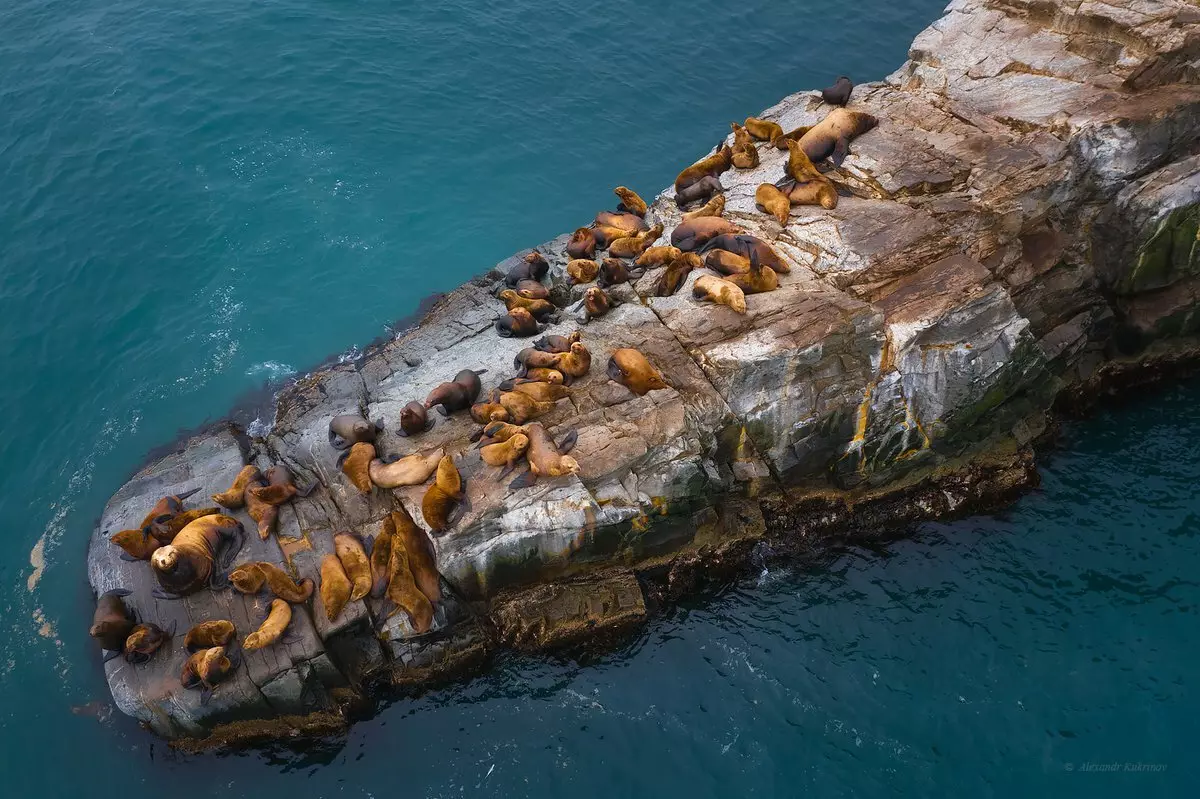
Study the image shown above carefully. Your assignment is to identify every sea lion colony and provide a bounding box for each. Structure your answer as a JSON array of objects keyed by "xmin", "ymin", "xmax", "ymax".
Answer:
[{"xmin": 90, "ymin": 79, "xmax": 872, "ymax": 697}]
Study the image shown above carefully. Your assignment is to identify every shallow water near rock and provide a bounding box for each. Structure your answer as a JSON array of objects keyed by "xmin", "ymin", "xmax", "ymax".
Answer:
[{"xmin": 2, "ymin": 0, "xmax": 1196, "ymax": 794}]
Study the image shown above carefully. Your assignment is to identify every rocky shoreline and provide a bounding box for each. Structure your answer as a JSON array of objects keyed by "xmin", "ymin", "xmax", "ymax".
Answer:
[{"xmin": 87, "ymin": 0, "xmax": 1200, "ymax": 749}]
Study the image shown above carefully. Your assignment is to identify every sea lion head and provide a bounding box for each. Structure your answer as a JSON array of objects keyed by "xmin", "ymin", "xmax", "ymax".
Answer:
[
  {"xmin": 497, "ymin": 289, "xmax": 520, "ymax": 305},
  {"xmin": 228, "ymin": 563, "xmax": 262, "ymax": 594},
  {"xmin": 559, "ymin": 455, "xmax": 581, "ymax": 476},
  {"xmin": 151, "ymin": 545, "xmax": 181, "ymax": 574}
]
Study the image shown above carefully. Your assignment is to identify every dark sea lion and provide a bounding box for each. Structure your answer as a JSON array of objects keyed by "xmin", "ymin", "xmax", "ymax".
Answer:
[
  {"xmin": 399, "ymin": 400, "xmax": 434, "ymax": 436},
  {"xmin": 506, "ymin": 251, "xmax": 550, "ymax": 286},
  {"xmin": 425, "ymin": 382, "xmax": 471, "ymax": 416},
  {"xmin": 421, "ymin": 455, "xmax": 464, "ymax": 534},
  {"xmin": 90, "ymin": 589, "xmax": 134, "ymax": 661},
  {"xmin": 755, "ymin": 183, "xmax": 792, "ymax": 224},
  {"xmin": 212, "ymin": 465, "xmax": 261, "ymax": 509},
  {"xmin": 453, "ymin": 368, "xmax": 486, "ymax": 403},
  {"xmin": 495, "ymin": 307, "xmax": 543, "ymax": 338},
  {"xmin": 730, "ymin": 121, "xmax": 760, "ymax": 169},
  {"xmin": 123, "ymin": 622, "xmax": 174, "ymax": 665},
  {"xmin": 782, "ymin": 139, "xmax": 838, "ymax": 209},
  {"xmin": 567, "ymin": 227, "xmax": 597, "ymax": 260},
  {"xmin": 653, "ymin": 257, "xmax": 696, "ymax": 297},
  {"xmin": 706, "ymin": 249, "xmax": 751, "ymax": 275},
  {"xmin": 498, "ymin": 289, "xmax": 556, "ymax": 321},
  {"xmin": 594, "ymin": 210, "xmax": 648, "ymax": 234},
  {"xmin": 383, "ymin": 509, "xmax": 435, "ymax": 634},
  {"xmin": 334, "ymin": 532, "xmax": 372, "ymax": 602},
  {"xmin": 509, "ymin": 423, "xmax": 580, "ymax": 489},
  {"xmin": 607, "ymin": 348, "xmax": 671, "ymax": 395},
  {"xmin": 671, "ymin": 216, "xmax": 742, "ymax": 252},
  {"xmin": 370, "ymin": 514, "xmax": 396, "ymax": 599},
  {"xmin": 184, "ymin": 620, "xmax": 236, "ymax": 653},
  {"xmin": 693, "ymin": 274, "xmax": 747, "ymax": 314},
  {"xmin": 682, "ymin": 193, "xmax": 726, "ymax": 220},
  {"xmin": 514, "ymin": 279, "xmax": 550, "ymax": 300},
  {"xmin": 725, "ymin": 250, "xmax": 779, "ymax": 295},
  {"xmin": 553, "ymin": 341, "xmax": 592, "ymax": 379},
  {"xmin": 514, "ymin": 347, "xmax": 561, "ymax": 374},
  {"xmin": 328, "ymin": 414, "xmax": 383, "ymax": 451},
  {"xmin": 242, "ymin": 599, "xmax": 291, "ymax": 651},
  {"xmin": 820, "ymin": 76, "xmax": 854, "ymax": 106},
  {"xmin": 229, "ymin": 561, "xmax": 315, "ymax": 603},
  {"xmin": 151, "ymin": 514, "xmax": 244, "ymax": 598},
  {"xmin": 337, "ymin": 441, "xmax": 376, "ymax": 493},
  {"xmin": 744, "ymin": 117, "xmax": 785, "ymax": 145},
  {"xmin": 674, "ymin": 143, "xmax": 732, "ymax": 192},
  {"xmin": 136, "ymin": 488, "xmax": 203, "ymax": 541},
  {"xmin": 699, "ymin": 234, "xmax": 791, "ymax": 274},
  {"xmin": 534, "ymin": 331, "xmax": 581, "ymax": 353},
  {"xmin": 181, "ymin": 645, "xmax": 238, "ymax": 705},
  {"xmin": 392, "ymin": 503, "xmax": 442, "ymax": 605},
  {"xmin": 674, "ymin": 176, "xmax": 724, "ymax": 208},
  {"xmin": 583, "ymin": 287, "xmax": 610, "ymax": 322},
  {"xmin": 614, "ymin": 186, "xmax": 648, "ymax": 216},
  {"xmin": 635, "ymin": 245, "xmax": 682, "ymax": 268},
  {"xmin": 319, "ymin": 554, "xmax": 352, "ymax": 622},
  {"xmin": 598, "ymin": 257, "xmax": 644, "ymax": 288},
  {"xmin": 368, "ymin": 447, "xmax": 444, "ymax": 488},
  {"xmin": 797, "ymin": 107, "xmax": 878, "ymax": 165},
  {"xmin": 566, "ymin": 258, "xmax": 600, "ymax": 284}
]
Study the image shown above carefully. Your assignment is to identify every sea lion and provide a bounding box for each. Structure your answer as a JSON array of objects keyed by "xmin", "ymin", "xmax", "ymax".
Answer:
[
  {"xmin": 470, "ymin": 392, "xmax": 511, "ymax": 424},
  {"xmin": 730, "ymin": 121, "xmax": 760, "ymax": 169},
  {"xmin": 693, "ymin": 274, "xmax": 748, "ymax": 314},
  {"xmin": 534, "ymin": 331, "xmax": 581, "ymax": 353},
  {"xmin": 773, "ymin": 125, "xmax": 813, "ymax": 151},
  {"xmin": 514, "ymin": 279, "xmax": 550, "ymax": 300},
  {"xmin": 399, "ymin": 401, "xmax": 434, "ymax": 436},
  {"xmin": 90, "ymin": 589, "xmax": 134, "ymax": 661},
  {"xmin": 594, "ymin": 210, "xmax": 648, "ymax": 234},
  {"xmin": 553, "ymin": 341, "xmax": 592, "ymax": 379},
  {"xmin": 755, "ymin": 183, "xmax": 791, "ymax": 225},
  {"xmin": 583, "ymin": 287, "xmax": 610, "ymax": 322},
  {"xmin": 514, "ymin": 347, "xmax": 561, "ymax": 374},
  {"xmin": 598, "ymin": 257, "xmax": 644, "ymax": 288},
  {"xmin": 421, "ymin": 455, "xmax": 463, "ymax": 533},
  {"xmin": 566, "ymin": 258, "xmax": 600, "ymax": 284},
  {"xmin": 592, "ymin": 224, "xmax": 635, "ymax": 249},
  {"xmin": 653, "ymin": 257, "xmax": 695, "ymax": 296},
  {"xmin": 368, "ymin": 446, "xmax": 445, "ymax": 488},
  {"xmin": 480, "ymin": 433, "xmax": 529, "ymax": 472},
  {"xmin": 797, "ymin": 107, "xmax": 878, "ymax": 166},
  {"xmin": 498, "ymin": 391, "xmax": 555, "ymax": 424},
  {"xmin": 425, "ymin": 383, "xmax": 471, "ymax": 416},
  {"xmin": 498, "ymin": 289, "xmax": 556, "ymax": 321},
  {"xmin": 383, "ymin": 509, "xmax": 435, "ymax": 633},
  {"xmin": 526, "ymin": 367, "xmax": 565, "ymax": 384},
  {"xmin": 607, "ymin": 224, "xmax": 663, "ymax": 259},
  {"xmin": 184, "ymin": 620, "xmax": 236, "ymax": 653},
  {"xmin": 153, "ymin": 507, "xmax": 223, "ymax": 544},
  {"xmin": 136, "ymin": 488, "xmax": 204, "ymax": 542},
  {"xmin": 109, "ymin": 528, "xmax": 161, "ymax": 561},
  {"xmin": 181, "ymin": 645, "xmax": 238, "ymax": 705},
  {"xmin": 820, "ymin": 76, "xmax": 854, "ymax": 106},
  {"xmin": 725, "ymin": 251, "xmax": 779, "ymax": 295},
  {"xmin": 567, "ymin": 227, "xmax": 596, "ymax": 260},
  {"xmin": 782, "ymin": 139, "xmax": 838, "ymax": 209},
  {"xmin": 607, "ymin": 348, "xmax": 670, "ymax": 395},
  {"xmin": 671, "ymin": 216, "xmax": 741, "ymax": 252},
  {"xmin": 705, "ymin": 249, "xmax": 751, "ymax": 275},
  {"xmin": 700, "ymin": 234, "xmax": 791, "ymax": 274},
  {"xmin": 242, "ymin": 599, "xmax": 291, "ymax": 651},
  {"xmin": 338, "ymin": 442, "xmax": 376, "ymax": 493},
  {"xmin": 636, "ymin": 246, "xmax": 683, "ymax": 268},
  {"xmin": 370, "ymin": 513, "xmax": 396, "ymax": 598},
  {"xmin": 495, "ymin": 307, "xmax": 542, "ymax": 338},
  {"xmin": 123, "ymin": 622, "xmax": 174, "ymax": 665},
  {"xmin": 243, "ymin": 473, "xmax": 277, "ymax": 541},
  {"xmin": 502, "ymin": 379, "xmax": 570, "ymax": 402},
  {"xmin": 212, "ymin": 465, "xmax": 261, "ymax": 509},
  {"xmin": 478, "ymin": 421, "xmax": 527, "ymax": 444},
  {"xmin": 229, "ymin": 561, "xmax": 315, "ymax": 603},
  {"xmin": 744, "ymin": 117, "xmax": 784, "ymax": 145},
  {"xmin": 247, "ymin": 465, "xmax": 315, "ymax": 508},
  {"xmin": 674, "ymin": 176, "xmax": 724, "ymax": 208},
  {"xmin": 391, "ymin": 503, "xmax": 441, "ymax": 605},
  {"xmin": 681, "ymin": 193, "xmax": 726, "ymax": 219},
  {"xmin": 334, "ymin": 532, "xmax": 372, "ymax": 601},
  {"xmin": 614, "ymin": 186, "xmax": 648, "ymax": 216},
  {"xmin": 151, "ymin": 514, "xmax": 244, "ymax": 598},
  {"xmin": 509, "ymin": 423, "xmax": 580, "ymax": 489},
  {"xmin": 319, "ymin": 554, "xmax": 352, "ymax": 622},
  {"xmin": 674, "ymin": 143, "xmax": 732, "ymax": 192},
  {"xmin": 506, "ymin": 251, "xmax": 550, "ymax": 286},
  {"xmin": 328, "ymin": 415, "xmax": 383, "ymax": 451}
]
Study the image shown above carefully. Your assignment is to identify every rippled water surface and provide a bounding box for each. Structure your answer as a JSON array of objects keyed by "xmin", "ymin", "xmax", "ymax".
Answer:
[{"xmin": 2, "ymin": 0, "xmax": 1195, "ymax": 795}]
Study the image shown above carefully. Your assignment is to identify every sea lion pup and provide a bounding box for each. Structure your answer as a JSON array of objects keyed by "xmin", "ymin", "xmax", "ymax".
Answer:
[
  {"xmin": 674, "ymin": 142, "xmax": 733, "ymax": 192},
  {"xmin": 368, "ymin": 446, "xmax": 445, "ymax": 489},
  {"xmin": 509, "ymin": 423, "xmax": 580, "ymax": 489},
  {"xmin": 755, "ymin": 183, "xmax": 791, "ymax": 225},
  {"xmin": 334, "ymin": 532, "xmax": 372, "ymax": 602},
  {"xmin": 498, "ymin": 289, "xmax": 556, "ymax": 321},
  {"xmin": 553, "ymin": 341, "xmax": 592, "ymax": 379},
  {"xmin": 476, "ymin": 420, "xmax": 527, "ymax": 446},
  {"xmin": 212, "ymin": 465, "xmax": 261, "ymax": 509},
  {"xmin": 534, "ymin": 331, "xmax": 581, "ymax": 353},
  {"xmin": 744, "ymin": 116, "xmax": 785, "ymax": 146},
  {"xmin": 597, "ymin": 257, "xmax": 644, "ymax": 288},
  {"xmin": 505, "ymin": 251, "xmax": 550, "ymax": 286},
  {"xmin": 181, "ymin": 645, "xmax": 238, "ymax": 705},
  {"xmin": 566, "ymin": 227, "xmax": 596, "ymax": 260},
  {"xmin": 594, "ymin": 210, "xmax": 648, "ymax": 234},
  {"xmin": 614, "ymin": 186, "xmax": 648, "ymax": 216},
  {"xmin": 382, "ymin": 508, "xmax": 435, "ymax": 633},
  {"xmin": 514, "ymin": 346, "xmax": 562, "ymax": 374},
  {"xmin": 243, "ymin": 599, "xmax": 291, "ymax": 651},
  {"xmin": 369, "ymin": 514, "xmax": 396, "ymax": 598},
  {"xmin": 480, "ymin": 432, "xmax": 530, "ymax": 474},
  {"xmin": 319, "ymin": 554, "xmax": 352, "ymax": 622},
  {"xmin": 782, "ymin": 139, "xmax": 838, "ymax": 209},
  {"xmin": 229, "ymin": 562, "xmax": 315, "ymax": 603},
  {"xmin": 705, "ymin": 249, "xmax": 751, "ymax": 275},
  {"xmin": 583, "ymin": 287, "xmax": 610, "ymax": 322},
  {"xmin": 90, "ymin": 589, "xmax": 134, "ymax": 662},
  {"xmin": 674, "ymin": 176, "xmax": 724, "ymax": 208},
  {"xmin": 338, "ymin": 441, "xmax": 376, "ymax": 493},
  {"xmin": 496, "ymin": 307, "xmax": 543, "ymax": 338},
  {"xmin": 700, "ymin": 233, "xmax": 791, "ymax": 274},
  {"xmin": 729, "ymin": 121, "xmax": 760, "ymax": 169},
  {"xmin": 820, "ymin": 76, "xmax": 854, "ymax": 106},
  {"xmin": 185, "ymin": 620, "xmax": 236, "ymax": 653},
  {"xmin": 636, "ymin": 245, "xmax": 682, "ymax": 268},
  {"xmin": 328, "ymin": 414, "xmax": 383, "ymax": 451},
  {"xmin": 514, "ymin": 279, "xmax": 550, "ymax": 300},
  {"xmin": 151, "ymin": 514, "xmax": 244, "ymax": 598},
  {"xmin": 797, "ymin": 107, "xmax": 878, "ymax": 166},
  {"xmin": 653, "ymin": 256, "xmax": 695, "ymax": 297},
  {"xmin": 725, "ymin": 251, "xmax": 779, "ymax": 295},
  {"xmin": 470, "ymin": 391, "xmax": 511, "ymax": 424},
  {"xmin": 109, "ymin": 528, "xmax": 161, "ymax": 561},
  {"xmin": 566, "ymin": 258, "xmax": 600, "ymax": 284},
  {"xmin": 693, "ymin": 274, "xmax": 748, "ymax": 314},
  {"xmin": 398, "ymin": 401, "xmax": 433, "ymax": 437},
  {"xmin": 422, "ymin": 454, "xmax": 464, "ymax": 534},
  {"xmin": 670, "ymin": 216, "xmax": 741, "ymax": 252},
  {"xmin": 608, "ymin": 223, "xmax": 664, "ymax": 259},
  {"xmin": 682, "ymin": 193, "xmax": 726, "ymax": 220},
  {"xmin": 607, "ymin": 348, "xmax": 671, "ymax": 395},
  {"xmin": 124, "ymin": 622, "xmax": 174, "ymax": 665},
  {"xmin": 392, "ymin": 502, "xmax": 442, "ymax": 605},
  {"xmin": 500, "ymin": 379, "xmax": 570, "ymax": 402},
  {"xmin": 528, "ymin": 367, "xmax": 566, "ymax": 384}
]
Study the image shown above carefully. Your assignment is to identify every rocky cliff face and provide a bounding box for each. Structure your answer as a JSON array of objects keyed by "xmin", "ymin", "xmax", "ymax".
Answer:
[{"xmin": 86, "ymin": 0, "xmax": 1200, "ymax": 745}]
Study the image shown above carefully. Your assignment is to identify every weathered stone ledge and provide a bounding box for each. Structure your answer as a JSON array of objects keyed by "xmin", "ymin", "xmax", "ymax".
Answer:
[{"xmin": 87, "ymin": 0, "xmax": 1200, "ymax": 748}]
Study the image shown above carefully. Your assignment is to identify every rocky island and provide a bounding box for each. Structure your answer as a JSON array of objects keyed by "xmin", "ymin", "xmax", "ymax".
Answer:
[{"xmin": 87, "ymin": 0, "xmax": 1200, "ymax": 748}]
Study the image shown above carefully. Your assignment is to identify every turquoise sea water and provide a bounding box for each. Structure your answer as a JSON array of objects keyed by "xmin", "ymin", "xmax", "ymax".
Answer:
[{"xmin": 2, "ymin": 0, "xmax": 1195, "ymax": 795}]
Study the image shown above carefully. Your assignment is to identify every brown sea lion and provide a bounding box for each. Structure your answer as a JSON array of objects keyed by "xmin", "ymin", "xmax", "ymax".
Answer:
[
  {"xmin": 681, "ymin": 193, "xmax": 726, "ymax": 219},
  {"xmin": 243, "ymin": 473, "xmax": 278, "ymax": 541},
  {"xmin": 368, "ymin": 446, "xmax": 445, "ymax": 488},
  {"xmin": 515, "ymin": 279, "xmax": 550, "ymax": 300},
  {"xmin": 509, "ymin": 423, "xmax": 580, "ymax": 489},
  {"xmin": 242, "ymin": 599, "xmax": 291, "ymax": 651},
  {"xmin": 744, "ymin": 117, "xmax": 784, "ymax": 145},
  {"xmin": 229, "ymin": 561, "xmax": 315, "ymax": 603},
  {"xmin": 481, "ymin": 433, "xmax": 529, "ymax": 472},
  {"xmin": 725, "ymin": 251, "xmax": 779, "ymax": 295},
  {"xmin": 700, "ymin": 234, "xmax": 791, "ymax": 274},
  {"xmin": 454, "ymin": 368, "xmax": 486, "ymax": 402},
  {"xmin": 567, "ymin": 227, "xmax": 596, "ymax": 260},
  {"xmin": 470, "ymin": 391, "xmax": 511, "ymax": 424},
  {"xmin": 153, "ymin": 507, "xmax": 223, "ymax": 544},
  {"xmin": 674, "ymin": 143, "xmax": 732, "ymax": 191},
  {"xmin": 675, "ymin": 176, "xmax": 724, "ymax": 208},
  {"xmin": 514, "ymin": 347, "xmax": 561, "ymax": 373},
  {"xmin": 773, "ymin": 125, "xmax": 813, "ymax": 151},
  {"xmin": 136, "ymin": 488, "xmax": 203, "ymax": 542},
  {"xmin": 319, "ymin": 554, "xmax": 352, "ymax": 623},
  {"xmin": 383, "ymin": 510, "xmax": 435, "ymax": 634},
  {"xmin": 498, "ymin": 391, "xmax": 555, "ymax": 424},
  {"xmin": 425, "ymin": 383, "xmax": 471, "ymax": 416},
  {"xmin": 151, "ymin": 514, "xmax": 244, "ymax": 598},
  {"xmin": 478, "ymin": 421, "xmax": 527, "ymax": 444},
  {"xmin": 636, "ymin": 245, "xmax": 683, "ymax": 268},
  {"xmin": 123, "ymin": 622, "xmax": 174, "ymax": 665},
  {"xmin": 247, "ymin": 465, "xmax": 315, "ymax": 507},
  {"xmin": 820, "ymin": 76, "xmax": 854, "ymax": 106},
  {"xmin": 526, "ymin": 367, "xmax": 566, "ymax": 383},
  {"xmin": 185, "ymin": 620, "xmax": 236, "ymax": 653},
  {"xmin": 109, "ymin": 528, "xmax": 161, "ymax": 561},
  {"xmin": 399, "ymin": 400, "xmax": 434, "ymax": 436},
  {"xmin": 614, "ymin": 186, "xmax": 648, "ymax": 216},
  {"xmin": 730, "ymin": 121, "xmax": 760, "ymax": 169},
  {"xmin": 671, "ymin": 216, "xmax": 742, "ymax": 252},
  {"xmin": 370, "ymin": 513, "xmax": 396, "ymax": 599},
  {"xmin": 181, "ymin": 645, "xmax": 238, "ymax": 705},
  {"xmin": 566, "ymin": 258, "xmax": 600, "ymax": 284},
  {"xmin": 498, "ymin": 289, "xmax": 556, "ymax": 321},
  {"xmin": 592, "ymin": 224, "xmax": 635, "ymax": 249},
  {"xmin": 607, "ymin": 224, "xmax": 663, "ymax": 259},
  {"xmin": 338, "ymin": 441, "xmax": 376, "ymax": 493},
  {"xmin": 90, "ymin": 589, "xmax": 134, "ymax": 661},
  {"xmin": 421, "ymin": 455, "xmax": 463, "ymax": 534},
  {"xmin": 783, "ymin": 139, "xmax": 838, "ymax": 209},
  {"xmin": 653, "ymin": 257, "xmax": 695, "ymax": 297},
  {"xmin": 534, "ymin": 331, "xmax": 581, "ymax": 353},
  {"xmin": 598, "ymin": 257, "xmax": 644, "ymax": 288},
  {"xmin": 607, "ymin": 348, "xmax": 671, "ymax": 395},
  {"xmin": 755, "ymin": 183, "xmax": 791, "ymax": 225},
  {"xmin": 594, "ymin": 210, "xmax": 648, "ymax": 234},
  {"xmin": 392, "ymin": 502, "xmax": 442, "ymax": 605},
  {"xmin": 693, "ymin": 274, "xmax": 748, "ymax": 314},
  {"xmin": 505, "ymin": 251, "xmax": 550, "ymax": 286},
  {"xmin": 496, "ymin": 307, "xmax": 543, "ymax": 338},
  {"xmin": 797, "ymin": 107, "xmax": 878, "ymax": 165},
  {"xmin": 212, "ymin": 465, "xmax": 261, "ymax": 509},
  {"xmin": 583, "ymin": 287, "xmax": 610, "ymax": 322},
  {"xmin": 706, "ymin": 249, "xmax": 751, "ymax": 275},
  {"xmin": 334, "ymin": 532, "xmax": 372, "ymax": 601},
  {"xmin": 328, "ymin": 415, "xmax": 383, "ymax": 451}
]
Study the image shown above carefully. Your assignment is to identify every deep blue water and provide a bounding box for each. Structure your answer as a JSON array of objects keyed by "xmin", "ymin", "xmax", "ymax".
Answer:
[{"xmin": 2, "ymin": 0, "xmax": 1195, "ymax": 795}]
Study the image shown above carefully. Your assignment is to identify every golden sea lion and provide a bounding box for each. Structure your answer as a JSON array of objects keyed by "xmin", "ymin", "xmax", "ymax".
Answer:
[
  {"xmin": 553, "ymin": 341, "xmax": 592, "ymax": 379},
  {"xmin": 185, "ymin": 620, "xmax": 236, "ymax": 653},
  {"xmin": 755, "ymin": 183, "xmax": 792, "ymax": 225},
  {"xmin": 229, "ymin": 561, "xmax": 315, "ymax": 603},
  {"xmin": 123, "ymin": 622, "xmax": 173, "ymax": 665},
  {"xmin": 821, "ymin": 76, "xmax": 854, "ymax": 106},
  {"xmin": 744, "ymin": 117, "xmax": 784, "ymax": 145},
  {"xmin": 181, "ymin": 645, "xmax": 238, "ymax": 705},
  {"xmin": 421, "ymin": 455, "xmax": 463, "ymax": 533},
  {"xmin": 153, "ymin": 507, "xmax": 223, "ymax": 544},
  {"xmin": 614, "ymin": 186, "xmax": 648, "ymax": 216},
  {"xmin": 706, "ymin": 249, "xmax": 751, "ymax": 275},
  {"xmin": 534, "ymin": 331, "xmax": 581, "ymax": 353},
  {"xmin": 478, "ymin": 421, "xmax": 527, "ymax": 444},
  {"xmin": 502, "ymin": 379, "xmax": 569, "ymax": 402},
  {"xmin": 505, "ymin": 251, "xmax": 550, "ymax": 286},
  {"xmin": 566, "ymin": 258, "xmax": 600, "ymax": 284},
  {"xmin": 481, "ymin": 433, "xmax": 529, "ymax": 472},
  {"xmin": 243, "ymin": 474, "xmax": 277, "ymax": 541},
  {"xmin": 607, "ymin": 224, "xmax": 663, "ymax": 259},
  {"xmin": 383, "ymin": 509, "xmax": 435, "ymax": 634},
  {"xmin": 653, "ymin": 257, "xmax": 695, "ymax": 297},
  {"xmin": 671, "ymin": 216, "xmax": 741, "ymax": 252},
  {"xmin": 725, "ymin": 251, "xmax": 779, "ymax": 295},
  {"xmin": 90, "ymin": 589, "xmax": 134, "ymax": 661},
  {"xmin": 399, "ymin": 400, "xmax": 434, "ymax": 436},
  {"xmin": 797, "ymin": 107, "xmax": 878, "ymax": 165},
  {"xmin": 212, "ymin": 465, "xmax": 261, "ymax": 509},
  {"xmin": 328, "ymin": 415, "xmax": 382, "ymax": 451},
  {"xmin": 247, "ymin": 465, "xmax": 314, "ymax": 508},
  {"xmin": 499, "ymin": 289, "xmax": 556, "ymax": 320},
  {"xmin": 392, "ymin": 502, "xmax": 442, "ymax": 605},
  {"xmin": 567, "ymin": 227, "xmax": 596, "ymax": 260},
  {"xmin": 334, "ymin": 532, "xmax": 372, "ymax": 601},
  {"xmin": 607, "ymin": 348, "xmax": 670, "ymax": 395},
  {"xmin": 594, "ymin": 210, "xmax": 648, "ymax": 234},
  {"xmin": 242, "ymin": 599, "xmax": 291, "ymax": 651},
  {"xmin": 773, "ymin": 125, "xmax": 812, "ymax": 151},
  {"xmin": 681, "ymin": 193, "xmax": 726, "ymax": 219},
  {"xmin": 592, "ymin": 224, "xmax": 635, "ymax": 249},
  {"xmin": 515, "ymin": 279, "xmax": 550, "ymax": 300},
  {"xmin": 527, "ymin": 367, "xmax": 565, "ymax": 383},
  {"xmin": 675, "ymin": 176, "xmax": 724, "ymax": 208},
  {"xmin": 730, "ymin": 121, "xmax": 760, "ymax": 169},
  {"xmin": 151, "ymin": 514, "xmax": 243, "ymax": 598},
  {"xmin": 783, "ymin": 139, "xmax": 838, "ymax": 209},
  {"xmin": 700, "ymin": 234, "xmax": 791, "ymax": 274},
  {"xmin": 598, "ymin": 257, "xmax": 644, "ymax": 288},
  {"xmin": 368, "ymin": 447, "xmax": 444, "ymax": 489},
  {"xmin": 693, "ymin": 274, "xmax": 748, "ymax": 314},
  {"xmin": 109, "ymin": 528, "xmax": 160, "ymax": 562},
  {"xmin": 319, "ymin": 554, "xmax": 352, "ymax": 622},
  {"xmin": 370, "ymin": 513, "xmax": 396, "ymax": 599},
  {"xmin": 338, "ymin": 441, "xmax": 376, "ymax": 493},
  {"xmin": 496, "ymin": 307, "xmax": 543, "ymax": 338},
  {"xmin": 499, "ymin": 390, "xmax": 555, "ymax": 424},
  {"xmin": 470, "ymin": 392, "xmax": 511, "ymax": 424},
  {"xmin": 583, "ymin": 286, "xmax": 610, "ymax": 322},
  {"xmin": 633, "ymin": 246, "xmax": 679, "ymax": 270},
  {"xmin": 674, "ymin": 143, "xmax": 732, "ymax": 192},
  {"xmin": 509, "ymin": 423, "xmax": 580, "ymax": 489}
]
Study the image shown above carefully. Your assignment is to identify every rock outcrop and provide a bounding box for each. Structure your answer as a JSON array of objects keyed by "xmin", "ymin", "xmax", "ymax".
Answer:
[{"xmin": 86, "ymin": 0, "xmax": 1200, "ymax": 744}]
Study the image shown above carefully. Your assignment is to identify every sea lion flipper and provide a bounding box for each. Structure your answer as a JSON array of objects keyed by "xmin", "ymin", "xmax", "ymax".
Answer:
[
  {"xmin": 831, "ymin": 137, "xmax": 849, "ymax": 166},
  {"xmin": 629, "ymin": 267, "xmax": 645, "ymax": 279},
  {"xmin": 509, "ymin": 470, "xmax": 537, "ymax": 490},
  {"xmin": 397, "ymin": 429, "xmax": 409, "ymax": 438},
  {"xmin": 498, "ymin": 379, "xmax": 516, "ymax": 392},
  {"xmin": 119, "ymin": 553, "xmax": 139, "ymax": 563},
  {"xmin": 330, "ymin": 434, "xmax": 348, "ymax": 450},
  {"xmin": 176, "ymin": 487, "xmax": 201, "ymax": 501},
  {"xmin": 107, "ymin": 588, "xmax": 132, "ymax": 598},
  {"xmin": 210, "ymin": 571, "xmax": 230, "ymax": 591},
  {"xmin": 556, "ymin": 429, "xmax": 579, "ymax": 455},
  {"xmin": 362, "ymin": 535, "xmax": 375, "ymax": 558},
  {"xmin": 424, "ymin": 418, "xmax": 435, "ymax": 432},
  {"xmin": 468, "ymin": 428, "xmax": 485, "ymax": 444},
  {"xmin": 498, "ymin": 463, "xmax": 518, "ymax": 481},
  {"xmin": 336, "ymin": 450, "xmax": 350, "ymax": 470},
  {"xmin": 436, "ymin": 405, "xmax": 450, "ymax": 417},
  {"xmin": 374, "ymin": 418, "xmax": 385, "ymax": 432}
]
